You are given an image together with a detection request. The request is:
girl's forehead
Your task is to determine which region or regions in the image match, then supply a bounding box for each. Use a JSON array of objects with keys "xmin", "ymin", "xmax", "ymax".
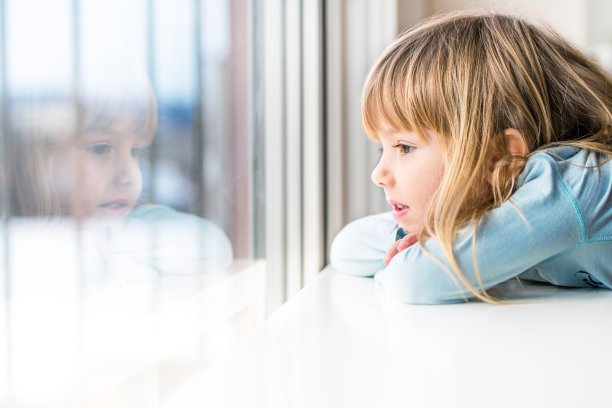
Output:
[
  {"xmin": 82, "ymin": 122, "xmax": 154, "ymax": 144},
  {"xmin": 366, "ymin": 114, "xmax": 403, "ymax": 139},
  {"xmin": 369, "ymin": 115, "xmax": 432, "ymax": 142},
  {"xmin": 364, "ymin": 95, "xmax": 433, "ymax": 140},
  {"xmin": 82, "ymin": 107, "xmax": 156, "ymax": 142}
]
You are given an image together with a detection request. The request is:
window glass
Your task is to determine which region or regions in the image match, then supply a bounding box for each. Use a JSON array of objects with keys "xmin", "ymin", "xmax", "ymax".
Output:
[{"xmin": 0, "ymin": 0, "xmax": 260, "ymax": 405}]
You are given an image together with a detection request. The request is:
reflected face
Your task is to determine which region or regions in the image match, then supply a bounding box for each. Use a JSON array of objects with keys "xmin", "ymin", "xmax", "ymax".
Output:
[
  {"xmin": 50, "ymin": 124, "xmax": 151, "ymax": 220},
  {"xmin": 371, "ymin": 126, "xmax": 445, "ymax": 234}
]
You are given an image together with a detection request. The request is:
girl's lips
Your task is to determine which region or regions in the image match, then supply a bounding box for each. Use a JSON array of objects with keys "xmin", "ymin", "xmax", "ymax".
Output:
[
  {"xmin": 97, "ymin": 200, "xmax": 132, "ymax": 217},
  {"xmin": 391, "ymin": 206, "xmax": 409, "ymax": 220},
  {"xmin": 388, "ymin": 200, "xmax": 409, "ymax": 220}
]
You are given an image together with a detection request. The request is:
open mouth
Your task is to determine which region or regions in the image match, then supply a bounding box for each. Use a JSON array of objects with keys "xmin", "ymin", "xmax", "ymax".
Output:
[
  {"xmin": 97, "ymin": 200, "xmax": 131, "ymax": 216},
  {"xmin": 99, "ymin": 203, "xmax": 127, "ymax": 210},
  {"xmin": 388, "ymin": 200, "xmax": 409, "ymax": 219}
]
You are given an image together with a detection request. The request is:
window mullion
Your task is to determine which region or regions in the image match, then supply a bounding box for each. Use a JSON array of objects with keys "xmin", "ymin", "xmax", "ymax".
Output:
[
  {"xmin": 263, "ymin": 0, "xmax": 288, "ymax": 313},
  {"xmin": 284, "ymin": 0, "xmax": 303, "ymax": 299},
  {"xmin": 302, "ymin": 0, "xmax": 324, "ymax": 285}
]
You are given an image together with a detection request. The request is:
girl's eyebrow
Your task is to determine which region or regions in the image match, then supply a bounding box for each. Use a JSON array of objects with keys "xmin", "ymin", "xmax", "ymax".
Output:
[
  {"xmin": 80, "ymin": 133, "xmax": 112, "ymax": 143},
  {"xmin": 81, "ymin": 129, "xmax": 117, "ymax": 138},
  {"xmin": 83, "ymin": 129, "xmax": 149, "ymax": 141}
]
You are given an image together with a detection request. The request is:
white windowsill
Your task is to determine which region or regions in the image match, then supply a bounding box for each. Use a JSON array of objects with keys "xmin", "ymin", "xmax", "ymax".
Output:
[
  {"xmin": 175, "ymin": 265, "xmax": 612, "ymax": 407},
  {"xmin": 2, "ymin": 259, "xmax": 266, "ymax": 407}
]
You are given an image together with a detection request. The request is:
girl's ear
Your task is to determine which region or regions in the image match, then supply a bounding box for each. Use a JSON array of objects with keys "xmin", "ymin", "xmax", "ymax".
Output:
[
  {"xmin": 486, "ymin": 128, "xmax": 528, "ymax": 184},
  {"xmin": 502, "ymin": 128, "xmax": 528, "ymax": 158}
]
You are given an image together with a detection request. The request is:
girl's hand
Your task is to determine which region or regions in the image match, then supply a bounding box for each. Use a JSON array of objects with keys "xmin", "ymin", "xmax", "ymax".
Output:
[{"xmin": 383, "ymin": 233, "xmax": 419, "ymax": 265}]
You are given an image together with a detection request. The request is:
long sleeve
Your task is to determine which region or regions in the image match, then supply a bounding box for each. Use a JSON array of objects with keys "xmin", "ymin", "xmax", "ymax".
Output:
[
  {"xmin": 379, "ymin": 153, "xmax": 585, "ymax": 304},
  {"xmin": 332, "ymin": 150, "xmax": 590, "ymax": 304},
  {"xmin": 117, "ymin": 204, "xmax": 234, "ymax": 274},
  {"xmin": 330, "ymin": 212, "xmax": 397, "ymax": 277}
]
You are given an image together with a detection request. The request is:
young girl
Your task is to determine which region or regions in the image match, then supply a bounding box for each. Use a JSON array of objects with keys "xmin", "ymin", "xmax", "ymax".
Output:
[
  {"xmin": 330, "ymin": 12, "xmax": 612, "ymax": 304},
  {"xmin": 4, "ymin": 51, "xmax": 233, "ymax": 278}
]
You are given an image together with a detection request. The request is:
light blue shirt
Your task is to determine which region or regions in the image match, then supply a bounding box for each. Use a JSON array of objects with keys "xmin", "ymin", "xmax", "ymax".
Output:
[
  {"xmin": 117, "ymin": 204, "xmax": 233, "ymax": 274},
  {"xmin": 330, "ymin": 146, "xmax": 612, "ymax": 304}
]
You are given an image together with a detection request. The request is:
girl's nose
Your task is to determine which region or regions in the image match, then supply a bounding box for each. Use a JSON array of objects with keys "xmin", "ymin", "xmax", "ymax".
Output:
[
  {"xmin": 371, "ymin": 159, "xmax": 391, "ymax": 187},
  {"xmin": 114, "ymin": 154, "xmax": 141, "ymax": 188}
]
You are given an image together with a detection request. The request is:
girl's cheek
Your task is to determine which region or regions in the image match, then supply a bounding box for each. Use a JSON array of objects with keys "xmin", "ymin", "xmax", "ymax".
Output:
[{"xmin": 50, "ymin": 162, "xmax": 75, "ymax": 201}]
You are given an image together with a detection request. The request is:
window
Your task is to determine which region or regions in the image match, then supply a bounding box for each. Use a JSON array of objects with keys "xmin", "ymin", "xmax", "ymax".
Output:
[{"xmin": 0, "ymin": 0, "xmax": 325, "ymax": 405}]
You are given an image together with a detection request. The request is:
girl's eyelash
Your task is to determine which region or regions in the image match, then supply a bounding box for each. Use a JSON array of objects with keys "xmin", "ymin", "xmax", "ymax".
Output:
[
  {"xmin": 393, "ymin": 143, "xmax": 415, "ymax": 154},
  {"xmin": 86, "ymin": 143, "xmax": 112, "ymax": 155},
  {"xmin": 377, "ymin": 143, "xmax": 415, "ymax": 155}
]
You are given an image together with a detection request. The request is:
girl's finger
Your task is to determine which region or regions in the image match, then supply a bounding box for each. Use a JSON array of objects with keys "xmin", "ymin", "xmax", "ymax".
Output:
[
  {"xmin": 383, "ymin": 241, "xmax": 399, "ymax": 265},
  {"xmin": 397, "ymin": 234, "xmax": 418, "ymax": 251}
]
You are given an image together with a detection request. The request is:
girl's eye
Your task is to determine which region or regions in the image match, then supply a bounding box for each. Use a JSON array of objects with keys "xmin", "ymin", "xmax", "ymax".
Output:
[
  {"xmin": 86, "ymin": 143, "xmax": 112, "ymax": 155},
  {"xmin": 394, "ymin": 143, "xmax": 415, "ymax": 155}
]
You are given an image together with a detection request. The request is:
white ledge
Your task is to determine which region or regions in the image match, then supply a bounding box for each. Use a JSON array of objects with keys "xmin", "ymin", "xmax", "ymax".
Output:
[
  {"xmin": 181, "ymin": 266, "xmax": 612, "ymax": 407},
  {"xmin": 2, "ymin": 259, "xmax": 266, "ymax": 407}
]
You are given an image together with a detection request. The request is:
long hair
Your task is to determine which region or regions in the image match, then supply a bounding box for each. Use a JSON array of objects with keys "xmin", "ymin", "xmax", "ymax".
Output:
[{"xmin": 362, "ymin": 12, "xmax": 612, "ymax": 302}]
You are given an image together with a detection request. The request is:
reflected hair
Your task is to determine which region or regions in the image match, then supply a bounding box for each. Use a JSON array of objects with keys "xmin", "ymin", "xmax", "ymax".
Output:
[{"xmin": 362, "ymin": 12, "xmax": 612, "ymax": 302}]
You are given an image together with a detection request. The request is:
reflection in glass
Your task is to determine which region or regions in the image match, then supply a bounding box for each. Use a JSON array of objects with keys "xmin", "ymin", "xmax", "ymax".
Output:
[
  {"xmin": 5, "ymin": 46, "xmax": 233, "ymax": 285},
  {"xmin": 0, "ymin": 1, "xmax": 256, "ymax": 406}
]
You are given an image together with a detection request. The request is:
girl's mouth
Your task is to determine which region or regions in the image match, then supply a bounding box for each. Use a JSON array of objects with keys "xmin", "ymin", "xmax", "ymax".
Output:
[
  {"xmin": 97, "ymin": 200, "xmax": 131, "ymax": 217},
  {"xmin": 389, "ymin": 201, "xmax": 409, "ymax": 219}
]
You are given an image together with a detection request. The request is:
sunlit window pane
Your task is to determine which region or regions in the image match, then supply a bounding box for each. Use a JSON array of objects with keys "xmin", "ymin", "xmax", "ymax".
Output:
[{"xmin": 1, "ymin": 0, "xmax": 260, "ymax": 405}]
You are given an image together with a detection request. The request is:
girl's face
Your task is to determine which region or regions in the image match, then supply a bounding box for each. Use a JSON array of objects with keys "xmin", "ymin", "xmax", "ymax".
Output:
[
  {"xmin": 371, "ymin": 126, "xmax": 445, "ymax": 233},
  {"xmin": 50, "ymin": 123, "xmax": 151, "ymax": 220}
]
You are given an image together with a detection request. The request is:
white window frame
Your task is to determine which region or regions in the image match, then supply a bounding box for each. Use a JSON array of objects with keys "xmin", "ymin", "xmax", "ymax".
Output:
[{"xmin": 263, "ymin": 0, "xmax": 325, "ymax": 313}]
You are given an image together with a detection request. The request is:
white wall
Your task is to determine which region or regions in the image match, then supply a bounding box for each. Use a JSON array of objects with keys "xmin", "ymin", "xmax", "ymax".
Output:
[
  {"xmin": 422, "ymin": 0, "xmax": 589, "ymax": 47},
  {"xmin": 397, "ymin": 0, "xmax": 612, "ymax": 72},
  {"xmin": 397, "ymin": 0, "xmax": 612, "ymax": 71},
  {"xmin": 586, "ymin": 0, "xmax": 612, "ymax": 72}
]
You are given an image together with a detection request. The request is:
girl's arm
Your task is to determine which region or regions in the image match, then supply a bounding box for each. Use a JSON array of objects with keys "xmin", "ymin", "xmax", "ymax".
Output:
[
  {"xmin": 377, "ymin": 155, "xmax": 582, "ymax": 304},
  {"xmin": 118, "ymin": 204, "xmax": 233, "ymax": 274},
  {"xmin": 330, "ymin": 212, "xmax": 397, "ymax": 277}
]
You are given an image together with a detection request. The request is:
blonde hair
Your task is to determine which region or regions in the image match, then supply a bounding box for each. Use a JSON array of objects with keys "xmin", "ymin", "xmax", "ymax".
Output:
[
  {"xmin": 5, "ymin": 54, "xmax": 158, "ymax": 218},
  {"xmin": 362, "ymin": 12, "xmax": 612, "ymax": 302}
]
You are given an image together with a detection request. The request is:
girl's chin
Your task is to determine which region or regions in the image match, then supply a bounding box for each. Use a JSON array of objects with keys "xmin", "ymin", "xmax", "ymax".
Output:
[
  {"xmin": 60, "ymin": 203, "xmax": 131, "ymax": 220},
  {"xmin": 396, "ymin": 221, "xmax": 410, "ymax": 231},
  {"xmin": 61, "ymin": 209, "xmax": 131, "ymax": 222},
  {"xmin": 397, "ymin": 222, "xmax": 419, "ymax": 236},
  {"xmin": 94, "ymin": 206, "xmax": 132, "ymax": 219}
]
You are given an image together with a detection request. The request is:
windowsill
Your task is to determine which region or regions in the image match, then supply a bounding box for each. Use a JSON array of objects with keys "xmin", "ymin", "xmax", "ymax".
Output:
[
  {"xmin": 81, "ymin": 259, "xmax": 266, "ymax": 402},
  {"xmin": 175, "ymin": 265, "xmax": 612, "ymax": 407},
  {"xmin": 2, "ymin": 259, "xmax": 266, "ymax": 407}
]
